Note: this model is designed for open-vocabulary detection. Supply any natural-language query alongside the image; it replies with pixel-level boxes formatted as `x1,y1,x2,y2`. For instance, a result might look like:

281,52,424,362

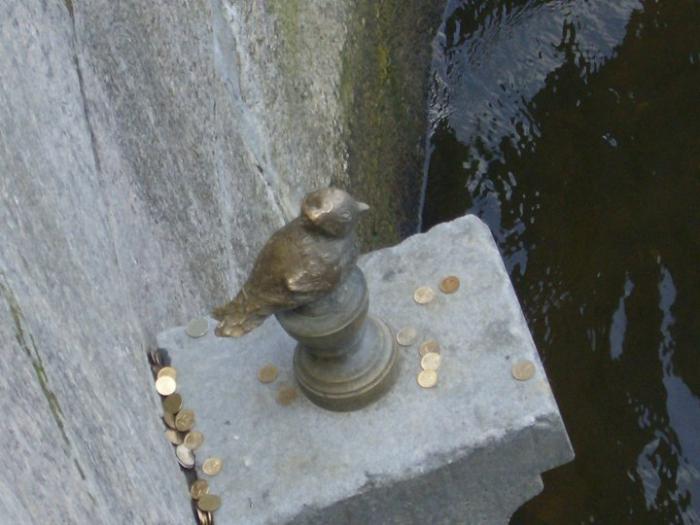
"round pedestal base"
293,316,399,411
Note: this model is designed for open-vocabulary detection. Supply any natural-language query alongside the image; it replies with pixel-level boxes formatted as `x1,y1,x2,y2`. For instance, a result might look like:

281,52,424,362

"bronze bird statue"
212,187,370,337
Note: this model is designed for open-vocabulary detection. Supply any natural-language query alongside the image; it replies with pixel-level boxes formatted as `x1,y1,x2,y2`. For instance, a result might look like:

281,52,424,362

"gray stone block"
158,215,574,525
0,0,440,522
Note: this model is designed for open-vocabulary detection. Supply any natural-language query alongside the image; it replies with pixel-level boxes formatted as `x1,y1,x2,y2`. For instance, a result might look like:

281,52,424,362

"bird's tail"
211,287,269,337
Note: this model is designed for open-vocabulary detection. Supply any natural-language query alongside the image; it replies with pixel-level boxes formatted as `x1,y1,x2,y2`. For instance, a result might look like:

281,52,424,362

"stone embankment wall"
0,1,441,522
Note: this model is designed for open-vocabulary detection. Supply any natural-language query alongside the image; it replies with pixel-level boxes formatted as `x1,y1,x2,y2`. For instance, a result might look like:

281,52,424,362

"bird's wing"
285,262,341,294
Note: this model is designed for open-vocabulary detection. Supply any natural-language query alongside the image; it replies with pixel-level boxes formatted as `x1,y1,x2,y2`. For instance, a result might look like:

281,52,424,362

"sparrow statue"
212,187,370,337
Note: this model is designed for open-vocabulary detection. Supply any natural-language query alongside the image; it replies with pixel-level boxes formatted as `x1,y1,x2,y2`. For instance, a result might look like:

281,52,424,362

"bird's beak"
357,202,370,213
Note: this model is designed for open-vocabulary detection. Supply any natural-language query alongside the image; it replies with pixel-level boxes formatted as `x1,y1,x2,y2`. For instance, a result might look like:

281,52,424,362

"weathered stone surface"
158,215,574,525
0,1,442,523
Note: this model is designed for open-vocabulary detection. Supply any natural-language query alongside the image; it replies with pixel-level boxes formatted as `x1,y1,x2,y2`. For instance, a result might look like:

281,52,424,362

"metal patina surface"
213,188,398,411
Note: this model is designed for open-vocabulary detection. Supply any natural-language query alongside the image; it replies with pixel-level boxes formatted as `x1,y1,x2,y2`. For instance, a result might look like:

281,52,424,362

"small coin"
417,369,438,389
164,429,183,446
155,376,177,396
276,385,298,406
439,275,460,294
420,352,442,371
258,364,279,384
419,340,440,357
196,509,212,525
413,286,435,305
175,409,195,432
163,412,177,430
162,393,183,414
196,508,212,525
198,493,222,512
186,317,209,338
511,359,536,381
157,366,177,380
183,430,204,451
190,479,209,500
202,456,223,476
176,444,195,469
396,326,418,346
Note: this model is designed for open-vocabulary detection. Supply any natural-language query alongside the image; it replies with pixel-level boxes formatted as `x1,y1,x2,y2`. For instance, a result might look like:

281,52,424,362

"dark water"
421,0,700,522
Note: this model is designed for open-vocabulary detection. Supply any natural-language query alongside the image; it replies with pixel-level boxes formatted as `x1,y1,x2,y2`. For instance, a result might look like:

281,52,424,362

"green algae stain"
268,0,301,71
265,0,443,249
0,274,70,448
339,0,444,249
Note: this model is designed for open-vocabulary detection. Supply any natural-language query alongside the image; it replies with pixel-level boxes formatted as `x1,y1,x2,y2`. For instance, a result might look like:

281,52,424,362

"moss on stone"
1,276,70,448
267,0,301,68
337,0,444,250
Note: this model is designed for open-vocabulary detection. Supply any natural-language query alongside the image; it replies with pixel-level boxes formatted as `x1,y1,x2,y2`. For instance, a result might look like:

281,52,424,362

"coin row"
152,343,223,524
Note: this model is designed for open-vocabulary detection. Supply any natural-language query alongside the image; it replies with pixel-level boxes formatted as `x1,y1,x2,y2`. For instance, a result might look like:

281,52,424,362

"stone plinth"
157,215,574,524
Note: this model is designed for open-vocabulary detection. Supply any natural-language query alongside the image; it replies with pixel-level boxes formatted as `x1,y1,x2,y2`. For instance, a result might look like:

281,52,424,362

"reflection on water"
421,0,700,522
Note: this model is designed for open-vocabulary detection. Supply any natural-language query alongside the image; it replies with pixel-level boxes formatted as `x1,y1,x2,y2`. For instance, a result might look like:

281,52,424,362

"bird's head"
301,187,370,237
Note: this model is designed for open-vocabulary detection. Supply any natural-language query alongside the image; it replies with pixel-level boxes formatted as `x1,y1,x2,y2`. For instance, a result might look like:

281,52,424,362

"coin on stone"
276,385,298,406
155,375,177,396
258,364,278,384
419,339,440,357
157,366,177,380
190,479,209,500
162,393,183,414
420,352,441,371
511,359,536,381
196,509,211,525
396,326,418,346
198,493,222,512
439,275,460,294
163,412,177,430
175,409,195,432
202,456,223,476
186,317,209,338
413,286,435,305
183,430,204,451
164,429,183,446
176,444,195,469
417,369,438,388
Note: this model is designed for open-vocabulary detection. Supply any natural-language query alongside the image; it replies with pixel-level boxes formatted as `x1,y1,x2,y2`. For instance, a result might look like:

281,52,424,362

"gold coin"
163,412,177,430
186,317,209,338
202,456,223,476
511,359,536,381
176,444,195,469
439,275,460,294
175,409,195,432
276,385,298,406
413,286,435,305
396,326,418,346
258,364,279,384
155,376,177,396
419,340,440,357
417,369,438,388
162,393,183,414
157,366,177,380
183,430,204,451
190,479,209,500
196,509,211,525
198,493,222,512
164,429,183,446
420,352,441,371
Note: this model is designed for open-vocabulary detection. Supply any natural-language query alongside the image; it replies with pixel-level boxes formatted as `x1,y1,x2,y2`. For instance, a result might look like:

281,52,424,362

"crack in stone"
0,271,96,497
0,273,69,447
64,3,102,176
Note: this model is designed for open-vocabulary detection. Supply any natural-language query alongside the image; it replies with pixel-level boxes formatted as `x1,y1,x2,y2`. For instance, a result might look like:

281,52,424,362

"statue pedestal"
158,215,574,525
276,266,399,412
